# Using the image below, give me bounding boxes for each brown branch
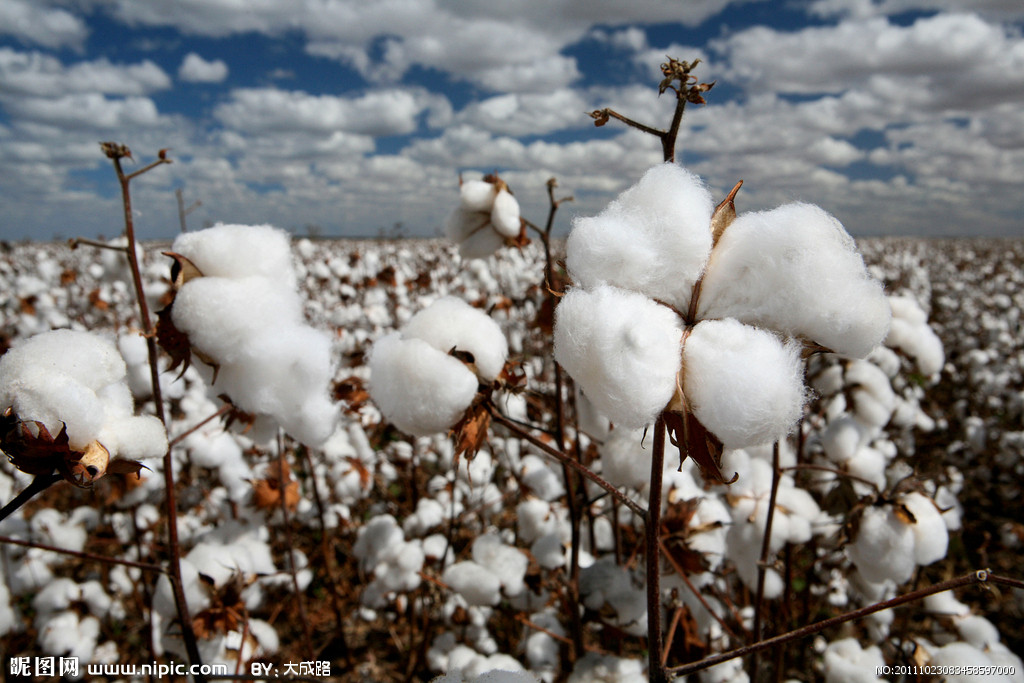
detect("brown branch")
[667,570,1020,677]
[0,534,166,574]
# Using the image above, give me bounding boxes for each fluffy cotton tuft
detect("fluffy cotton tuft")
[847,505,916,585]
[169,224,337,445]
[886,295,945,376]
[698,203,890,358]
[901,492,948,566]
[566,163,713,311]
[170,223,296,288]
[369,297,507,436]
[0,329,167,459]
[400,297,508,382]
[682,319,805,448]
[369,334,479,437]
[554,285,682,429]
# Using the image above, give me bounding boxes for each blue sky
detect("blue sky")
[1,0,1022,241]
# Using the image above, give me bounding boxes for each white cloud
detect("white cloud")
[178,52,229,83]
[0,48,171,97]
[716,13,1024,106]
[213,87,448,137]
[0,0,88,51]
[3,94,164,130]
[455,90,590,136]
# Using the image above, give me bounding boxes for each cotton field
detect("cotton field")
[0,227,1022,683]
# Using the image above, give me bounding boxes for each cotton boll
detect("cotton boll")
[443,562,502,607]
[822,415,867,464]
[823,638,885,683]
[401,297,508,382]
[172,276,302,364]
[567,163,712,311]
[847,506,916,585]
[171,224,296,288]
[568,652,647,683]
[369,334,479,436]
[554,285,682,429]
[682,319,805,449]
[472,533,528,598]
[490,189,521,237]
[698,203,890,358]
[900,492,948,566]
[447,208,504,260]
[460,180,497,212]
[600,428,652,491]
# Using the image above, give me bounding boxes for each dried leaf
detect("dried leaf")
[344,456,372,491]
[590,109,610,127]
[663,410,734,485]
[333,376,370,414]
[252,459,300,511]
[451,398,491,471]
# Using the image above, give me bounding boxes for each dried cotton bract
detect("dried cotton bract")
[445,176,522,259]
[369,297,508,436]
[555,163,890,455]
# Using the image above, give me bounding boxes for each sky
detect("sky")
[1,0,1023,242]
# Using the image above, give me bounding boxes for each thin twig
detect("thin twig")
[750,441,782,679]
[668,570,1019,677]
[0,534,166,574]
[646,416,668,683]
[491,411,646,518]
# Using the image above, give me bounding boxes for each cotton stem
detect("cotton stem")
[750,441,782,680]
[646,415,668,683]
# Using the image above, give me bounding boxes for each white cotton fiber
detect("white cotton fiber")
[172,277,301,363]
[167,224,338,446]
[171,223,296,288]
[682,319,805,449]
[823,638,885,683]
[472,533,528,597]
[0,330,167,458]
[901,492,948,566]
[368,334,479,437]
[886,296,945,376]
[847,505,916,585]
[698,203,890,358]
[442,561,502,607]
[401,297,508,382]
[566,163,713,311]
[554,285,682,428]
[491,189,521,237]
[446,178,522,259]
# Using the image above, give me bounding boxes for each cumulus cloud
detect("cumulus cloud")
[178,52,229,83]
[0,0,88,51]
[213,87,446,137]
[0,49,171,97]
[3,94,164,130]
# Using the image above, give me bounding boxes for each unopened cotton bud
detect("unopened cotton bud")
[554,285,682,429]
[682,319,805,449]
[698,203,890,358]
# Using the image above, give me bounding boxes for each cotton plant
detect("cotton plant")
[158,223,339,446]
[0,329,167,488]
[445,174,524,260]
[555,162,891,482]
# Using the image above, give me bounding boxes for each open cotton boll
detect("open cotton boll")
[401,297,508,382]
[369,334,479,437]
[447,207,505,260]
[698,203,890,359]
[171,223,296,288]
[823,638,885,683]
[847,505,916,585]
[490,189,521,237]
[568,653,647,683]
[460,179,497,211]
[554,285,682,429]
[886,296,945,376]
[442,561,502,607]
[566,163,712,311]
[472,533,528,597]
[682,319,804,449]
[900,492,948,566]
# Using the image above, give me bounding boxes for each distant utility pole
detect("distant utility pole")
[175,187,202,233]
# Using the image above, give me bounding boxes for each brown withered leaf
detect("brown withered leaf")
[155,251,208,379]
[344,456,372,491]
[496,360,527,392]
[663,409,734,486]
[451,398,491,472]
[333,375,370,414]
[505,223,530,250]
[1,410,73,477]
[710,180,742,247]
[590,109,610,127]
[107,459,149,478]
[88,288,109,311]
[660,499,711,575]
[252,458,300,511]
